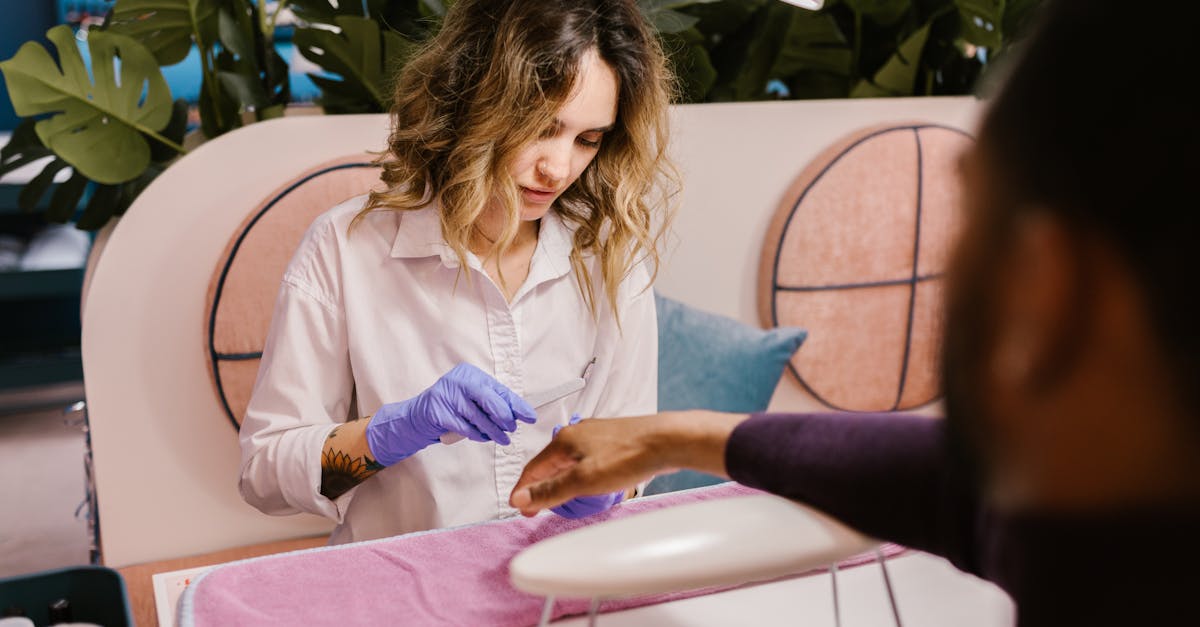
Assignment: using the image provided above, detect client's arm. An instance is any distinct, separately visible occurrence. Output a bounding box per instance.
[511,411,982,574]
[509,410,746,510]
[725,412,980,569]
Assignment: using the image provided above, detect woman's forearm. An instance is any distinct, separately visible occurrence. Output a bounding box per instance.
[320,416,384,500]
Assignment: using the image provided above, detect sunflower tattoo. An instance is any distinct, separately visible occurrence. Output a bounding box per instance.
[320,449,385,500]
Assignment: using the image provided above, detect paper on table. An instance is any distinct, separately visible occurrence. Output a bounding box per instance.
[153,564,217,627]
[439,377,586,445]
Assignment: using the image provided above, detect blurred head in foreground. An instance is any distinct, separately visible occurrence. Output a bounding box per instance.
[942,0,1200,513]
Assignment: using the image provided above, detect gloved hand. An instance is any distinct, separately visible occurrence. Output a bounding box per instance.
[549,414,626,519]
[366,363,536,466]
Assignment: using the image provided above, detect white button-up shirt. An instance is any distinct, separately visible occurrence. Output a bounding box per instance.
[238,196,657,544]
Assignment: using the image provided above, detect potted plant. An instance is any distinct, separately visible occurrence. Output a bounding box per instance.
[0,0,1039,231]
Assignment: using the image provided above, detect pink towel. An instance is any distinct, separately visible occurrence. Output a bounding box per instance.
[182,483,903,626]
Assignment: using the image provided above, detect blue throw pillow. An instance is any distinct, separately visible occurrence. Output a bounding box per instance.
[645,292,807,495]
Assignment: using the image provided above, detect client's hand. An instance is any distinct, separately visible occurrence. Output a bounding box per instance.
[509,410,748,517]
[548,415,626,519]
[366,363,536,466]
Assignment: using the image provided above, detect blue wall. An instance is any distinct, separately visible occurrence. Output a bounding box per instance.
[0,2,58,130]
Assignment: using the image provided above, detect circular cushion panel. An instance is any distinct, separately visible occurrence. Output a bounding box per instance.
[207,156,383,430]
[758,123,973,412]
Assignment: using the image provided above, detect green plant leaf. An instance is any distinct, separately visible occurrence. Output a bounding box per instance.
[769,8,852,78]
[648,9,700,34]
[0,119,81,218]
[418,0,446,18]
[295,15,414,113]
[149,98,190,163]
[118,162,164,217]
[258,103,286,119]
[677,0,768,39]
[291,0,370,22]
[785,71,854,100]
[106,0,220,65]
[218,70,270,110]
[262,38,291,103]
[215,2,265,110]
[74,162,165,229]
[661,29,717,102]
[0,25,179,185]
[210,3,291,119]
[728,2,794,100]
[0,119,54,181]
[844,0,909,27]
[198,70,241,138]
[639,0,723,34]
[76,182,122,230]
[17,159,72,212]
[850,23,931,97]
[956,0,1004,48]
[218,3,257,62]
[45,170,89,223]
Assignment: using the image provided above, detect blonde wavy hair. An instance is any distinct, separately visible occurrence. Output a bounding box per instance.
[356,0,678,318]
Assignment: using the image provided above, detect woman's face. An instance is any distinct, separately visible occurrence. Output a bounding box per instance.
[509,48,619,220]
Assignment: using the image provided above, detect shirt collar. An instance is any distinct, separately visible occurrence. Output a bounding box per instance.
[389,203,576,282]
[389,204,450,261]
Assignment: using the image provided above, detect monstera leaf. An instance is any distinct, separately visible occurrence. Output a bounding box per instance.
[703,1,796,101]
[769,7,852,79]
[844,0,910,27]
[850,24,931,97]
[214,3,289,120]
[291,0,374,22]
[0,119,80,219]
[639,0,722,35]
[0,25,179,185]
[105,0,220,66]
[295,15,414,113]
[0,119,55,183]
[416,0,447,18]
[956,0,1004,48]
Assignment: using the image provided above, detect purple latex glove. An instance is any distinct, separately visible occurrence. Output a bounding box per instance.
[366,363,536,466]
[549,414,626,519]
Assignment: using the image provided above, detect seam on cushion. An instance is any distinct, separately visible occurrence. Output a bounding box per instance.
[892,126,925,411]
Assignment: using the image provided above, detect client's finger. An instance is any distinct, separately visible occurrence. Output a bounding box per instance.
[510,444,583,513]
[511,467,589,515]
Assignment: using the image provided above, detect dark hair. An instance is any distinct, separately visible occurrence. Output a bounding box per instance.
[977,0,1200,411]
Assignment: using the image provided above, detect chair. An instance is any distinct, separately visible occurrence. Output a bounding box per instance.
[81,113,393,569]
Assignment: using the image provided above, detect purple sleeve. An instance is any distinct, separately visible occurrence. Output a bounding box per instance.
[725,412,983,574]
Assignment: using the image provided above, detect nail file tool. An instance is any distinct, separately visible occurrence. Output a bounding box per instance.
[439,377,586,445]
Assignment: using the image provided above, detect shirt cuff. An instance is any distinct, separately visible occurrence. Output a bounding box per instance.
[287,423,355,523]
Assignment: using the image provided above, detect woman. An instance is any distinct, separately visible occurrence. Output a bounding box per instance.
[238,0,676,544]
